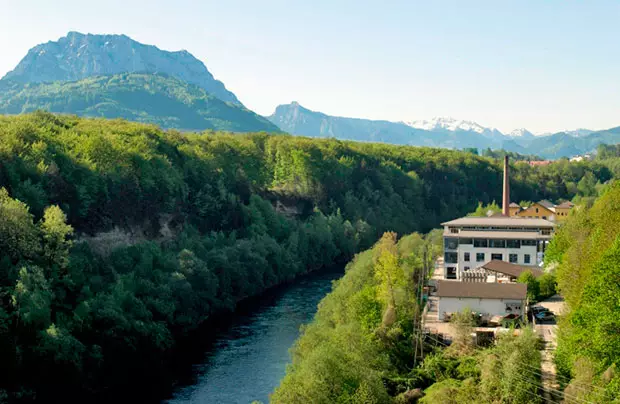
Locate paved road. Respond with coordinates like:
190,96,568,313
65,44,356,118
533,294,565,402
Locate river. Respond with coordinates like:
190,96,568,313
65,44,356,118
163,268,342,404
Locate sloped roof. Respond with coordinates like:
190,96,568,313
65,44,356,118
538,200,555,209
480,260,544,278
509,202,521,208
436,280,526,300
442,216,556,227
555,201,574,209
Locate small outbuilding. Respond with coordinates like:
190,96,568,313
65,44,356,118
479,260,544,283
436,280,527,320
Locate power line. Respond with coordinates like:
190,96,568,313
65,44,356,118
512,364,607,401
508,371,596,404
413,326,602,403
508,356,608,395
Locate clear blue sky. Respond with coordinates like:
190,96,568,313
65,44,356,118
1,0,619,133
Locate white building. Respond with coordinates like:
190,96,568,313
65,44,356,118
436,280,527,320
441,216,555,280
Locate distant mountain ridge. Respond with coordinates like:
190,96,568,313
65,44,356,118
2,31,241,105
268,102,620,159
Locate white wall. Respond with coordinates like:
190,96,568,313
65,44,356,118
445,244,538,279
438,296,524,320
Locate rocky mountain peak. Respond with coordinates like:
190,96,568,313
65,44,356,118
2,32,241,105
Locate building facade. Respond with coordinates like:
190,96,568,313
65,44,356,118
442,216,554,280
436,280,527,319
509,200,574,222
515,202,555,220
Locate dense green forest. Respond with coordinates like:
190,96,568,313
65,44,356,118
545,180,620,402
271,231,544,403
0,112,612,401
0,73,279,132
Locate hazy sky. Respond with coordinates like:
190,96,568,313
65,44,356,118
1,0,619,133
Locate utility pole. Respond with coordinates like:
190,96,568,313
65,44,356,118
413,242,429,367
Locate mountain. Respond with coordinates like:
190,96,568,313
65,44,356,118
507,128,535,138
0,73,279,132
520,128,620,159
268,102,619,159
2,31,241,105
268,102,504,149
404,117,504,139
565,128,595,137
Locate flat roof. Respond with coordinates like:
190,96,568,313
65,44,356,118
480,260,544,278
445,230,546,240
436,280,526,300
441,216,556,228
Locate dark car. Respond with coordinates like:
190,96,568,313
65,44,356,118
535,310,555,322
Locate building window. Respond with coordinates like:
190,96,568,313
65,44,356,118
542,216,547,220
464,266,470,271
476,252,485,262
447,267,457,279
460,238,473,245
536,208,539,213
450,227,459,234
474,238,488,248
464,252,470,262
509,254,518,263
507,239,521,249
445,252,458,264
522,240,536,246
489,239,506,248
542,229,552,235
524,254,531,264
444,238,458,250
491,253,503,261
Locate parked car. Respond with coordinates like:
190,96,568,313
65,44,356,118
535,310,555,322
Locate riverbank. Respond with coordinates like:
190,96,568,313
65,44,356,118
165,268,342,404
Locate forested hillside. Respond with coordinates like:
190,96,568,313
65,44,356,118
272,231,543,403
0,74,279,132
546,181,620,402
0,112,611,401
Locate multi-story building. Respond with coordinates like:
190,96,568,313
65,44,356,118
441,156,555,280
441,216,555,279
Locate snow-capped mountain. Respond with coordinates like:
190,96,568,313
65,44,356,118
268,103,620,159
403,117,507,140
404,117,491,134
507,128,535,138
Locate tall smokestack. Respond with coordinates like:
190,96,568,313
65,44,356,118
502,155,510,216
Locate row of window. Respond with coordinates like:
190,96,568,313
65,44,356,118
444,238,538,249
445,252,531,264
